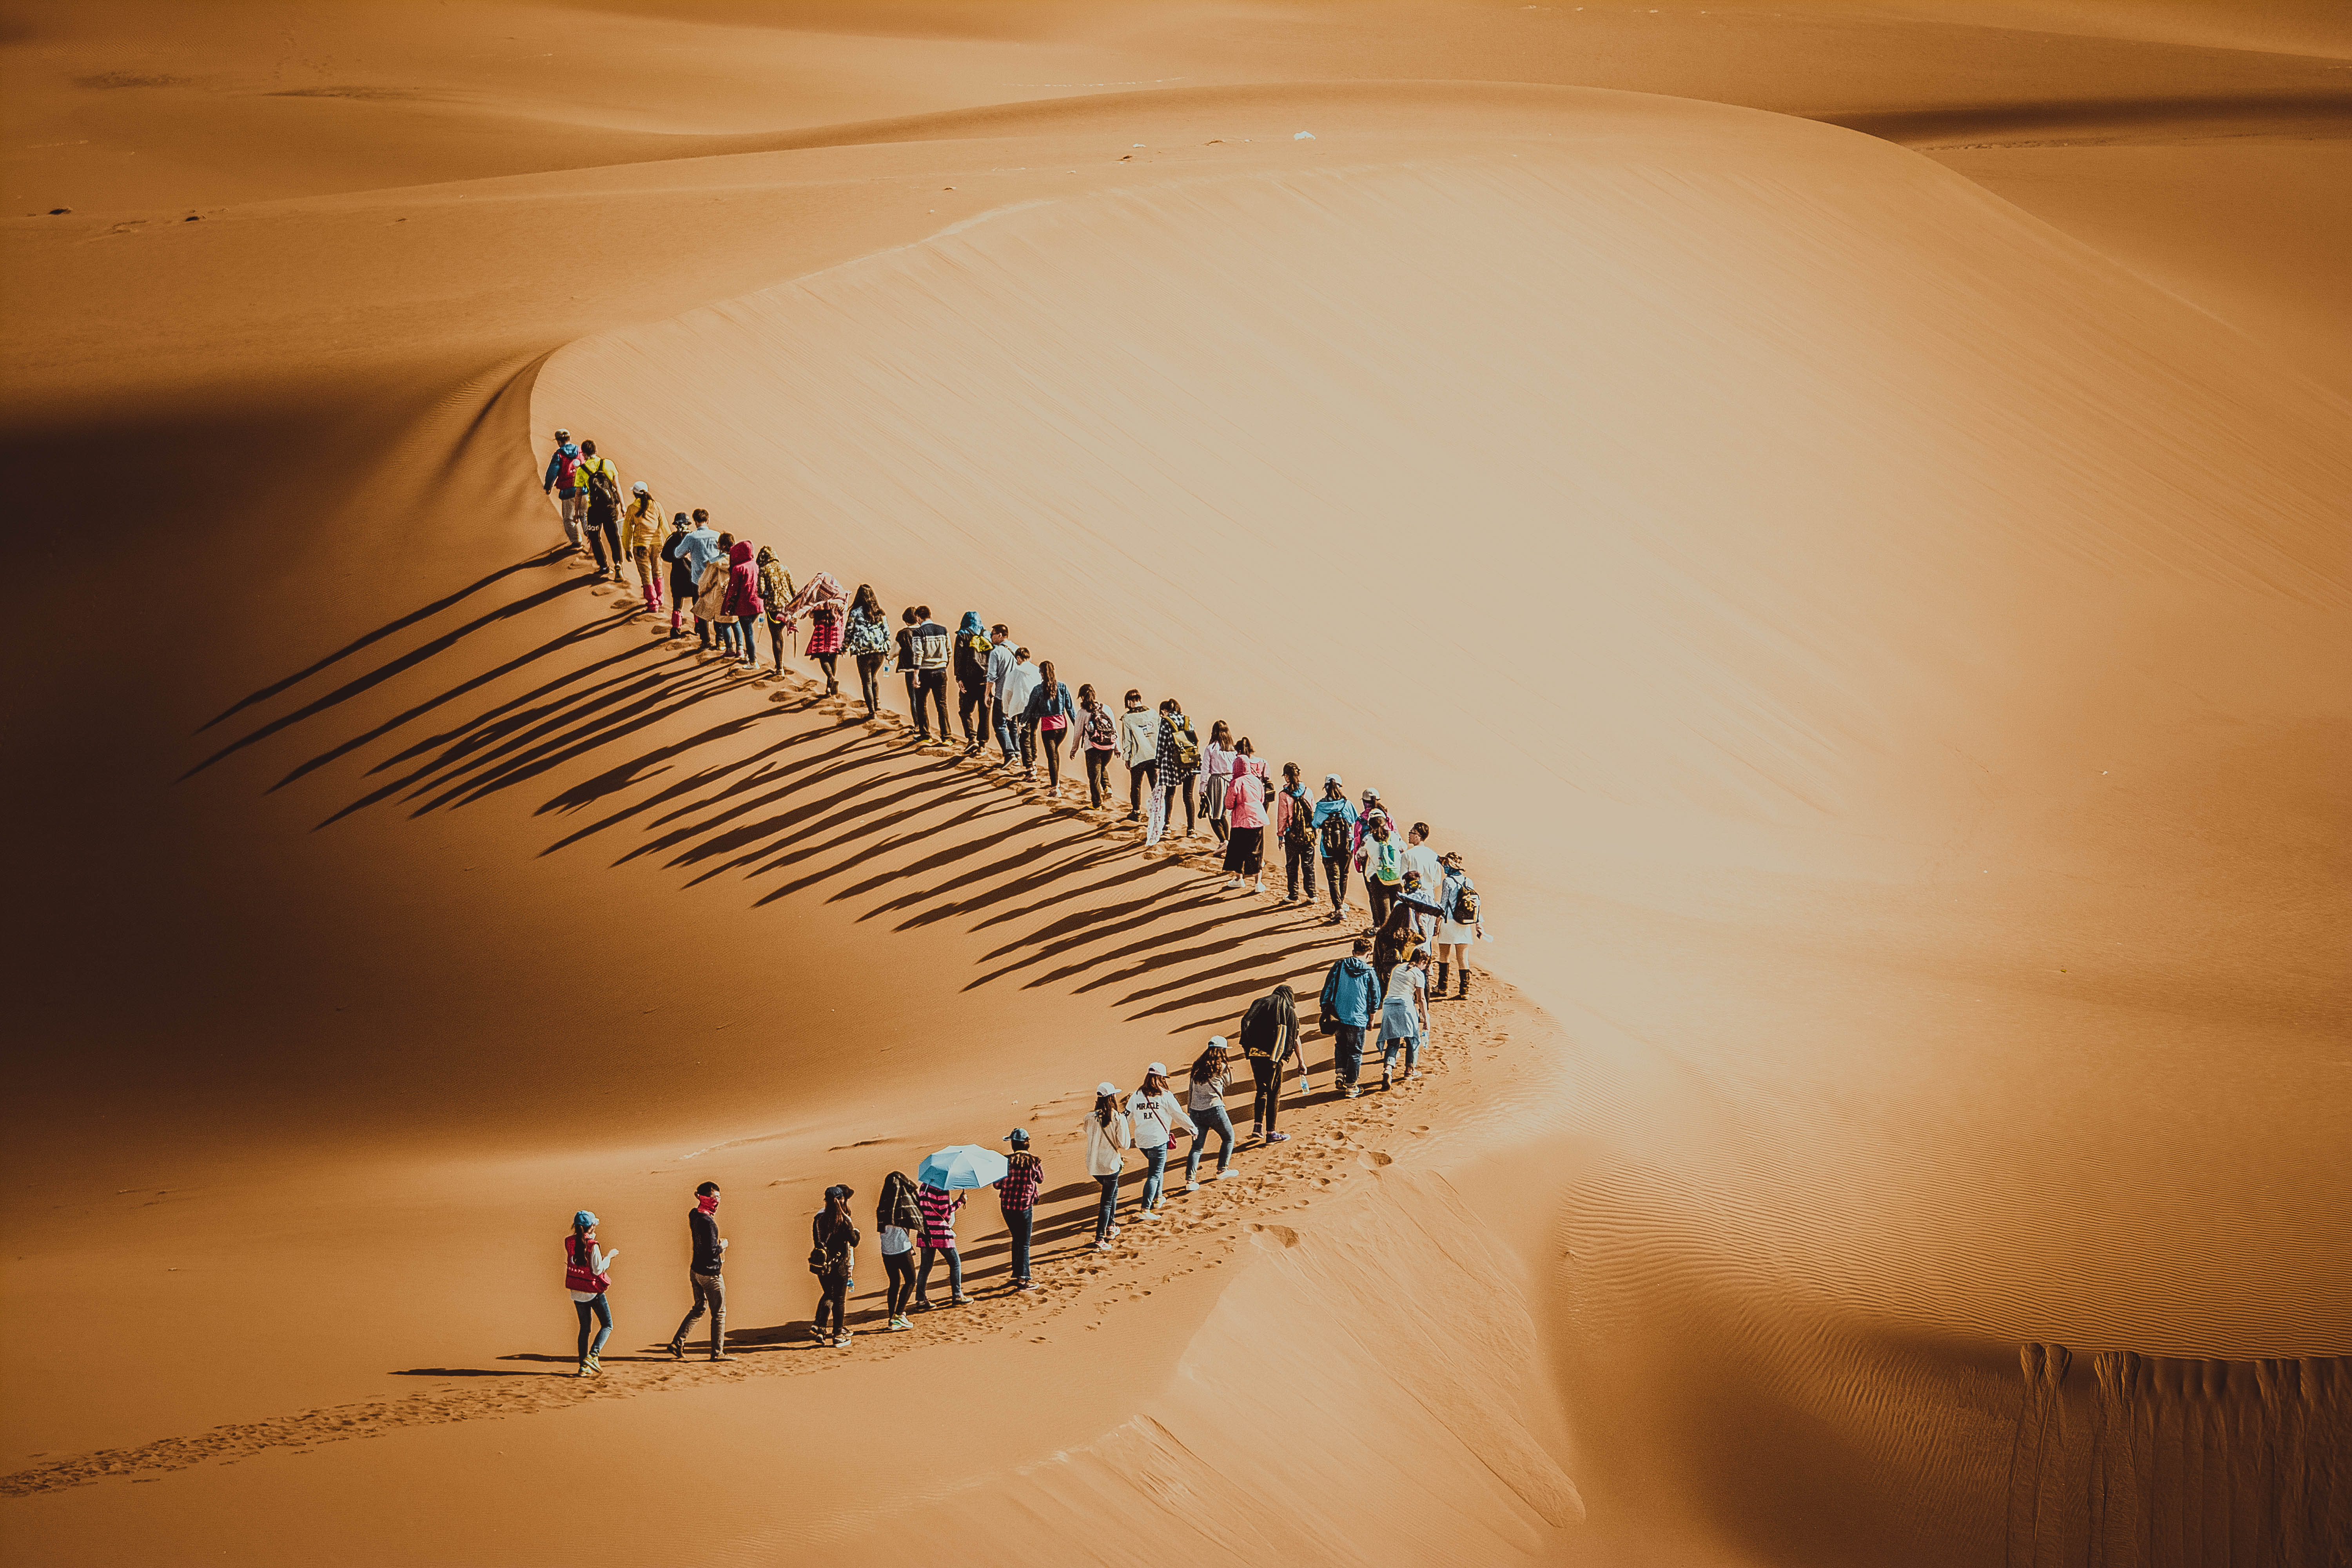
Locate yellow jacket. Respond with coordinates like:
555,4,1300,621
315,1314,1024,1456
625,496,666,554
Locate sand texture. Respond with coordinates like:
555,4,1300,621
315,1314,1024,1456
4,3,2347,1565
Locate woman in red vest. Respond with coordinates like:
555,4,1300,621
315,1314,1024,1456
563,1210,619,1377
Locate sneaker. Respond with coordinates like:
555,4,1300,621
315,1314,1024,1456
1248,1124,1263,1142
1380,1075,1393,1092
1107,1224,1121,1238
666,1341,684,1361
1252,878,1264,893
1215,1168,1238,1180
837,1330,854,1346
912,1300,934,1313
1095,1241,1114,1252
1183,1180,1200,1194
708,1352,736,1362
1139,1207,1160,1220
575,1361,593,1378
1266,1131,1290,1143
1327,912,1345,926
1344,1086,1361,1099
1223,876,1242,891
584,1354,603,1374
949,1295,971,1307
1017,1280,1037,1292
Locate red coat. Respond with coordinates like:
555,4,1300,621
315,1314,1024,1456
722,542,763,621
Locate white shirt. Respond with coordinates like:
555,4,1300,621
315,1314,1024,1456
879,1224,912,1256
1126,1088,1197,1151
998,660,1040,715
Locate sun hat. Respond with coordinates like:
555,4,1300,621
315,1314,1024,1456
1147,1061,1167,1076
1096,1080,1118,1096
573,1209,597,1228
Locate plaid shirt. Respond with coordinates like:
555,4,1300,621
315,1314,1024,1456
994,1152,1043,1212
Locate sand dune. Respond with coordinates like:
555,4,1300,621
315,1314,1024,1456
4,4,2348,1565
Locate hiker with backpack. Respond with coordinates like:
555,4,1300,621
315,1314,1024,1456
575,440,626,583
1083,1082,1134,1250
876,1171,923,1332
1362,816,1407,927
624,482,666,615
723,540,764,670
756,547,795,672
895,607,921,715
1401,823,1444,946
1434,851,1482,998
541,429,585,550
693,532,737,659
1156,699,1201,839
1075,684,1119,810
562,1210,618,1377
777,571,848,697
1199,721,1237,845
1372,897,1421,997
1319,936,1380,1097
1311,777,1359,924
1183,1037,1240,1189
843,583,893,720
906,606,952,741
1237,984,1302,1143
1220,737,1270,893
665,1181,730,1362
1379,951,1432,1090
1274,764,1318,904
1116,690,1158,822
1022,659,1075,795
661,514,697,639
952,613,993,753
810,1185,860,1348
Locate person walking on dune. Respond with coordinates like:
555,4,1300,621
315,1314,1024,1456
1117,689,1158,823
1401,822,1443,947
756,546,795,673
1274,763,1318,905
1378,950,1432,1091
1085,1083,1134,1251
777,570,848,697
1220,737,1270,893
1076,684,1118,812
984,625,1020,764
1199,720,1237,846
541,429,584,551
876,1171,922,1332
1156,699,1201,840
895,607,921,718
723,540,764,671
913,1175,968,1310
1023,659,1074,796
994,1129,1043,1290
907,606,951,742
810,1184,860,1348
996,643,1041,772
1127,1061,1196,1219
675,510,724,650
1434,850,1483,1000
563,1210,618,1377
1372,895,1421,998
1183,1037,1239,1191
1238,984,1301,1143
666,1181,731,1362
953,612,993,755
1362,816,1406,928
661,514,696,640
1311,776,1359,924
1319,936,1379,1097
624,482,666,616
844,583,893,721
693,532,736,659
575,440,626,583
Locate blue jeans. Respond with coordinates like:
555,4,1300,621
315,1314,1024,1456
1140,1143,1170,1210
1185,1103,1234,1181
995,711,1022,761
1382,1031,1420,1075
1095,1173,1120,1241
917,1244,962,1302
1006,1207,1034,1282
573,1295,612,1361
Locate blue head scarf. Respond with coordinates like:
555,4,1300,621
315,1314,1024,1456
957,611,982,637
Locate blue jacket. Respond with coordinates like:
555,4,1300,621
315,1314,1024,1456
542,443,579,492
1319,956,1377,1028
1309,797,1357,849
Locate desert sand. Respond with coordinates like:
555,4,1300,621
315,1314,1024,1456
3,3,2347,1565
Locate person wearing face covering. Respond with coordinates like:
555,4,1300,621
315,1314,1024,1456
811,1185,861,1348
666,1182,732,1361
541,429,585,550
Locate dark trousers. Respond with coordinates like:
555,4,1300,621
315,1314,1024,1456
1367,878,1399,926
1005,1207,1034,1282
957,684,988,743
669,1270,725,1355
883,1249,916,1317
815,652,838,689
768,619,786,670
1323,855,1350,913
815,1272,850,1336
1030,725,1062,786
696,616,713,650
1250,1056,1283,1133
1095,1173,1120,1241
1223,825,1264,875
1085,748,1113,808
586,515,622,574
1127,760,1157,814
1161,778,1197,832
918,1244,962,1302
1332,1024,1365,1086
573,1294,613,1361
1285,840,1318,899
912,670,950,737
855,652,885,715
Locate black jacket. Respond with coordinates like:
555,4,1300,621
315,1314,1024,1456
688,1207,723,1274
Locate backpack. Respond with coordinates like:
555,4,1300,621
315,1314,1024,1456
555,448,581,488
587,461,622,508
1452,883,1479,923
1283,789,1316,848
1171,718,1200,770
1085,704,1116,749
1237,996,1278,1058
1317,803,1352,860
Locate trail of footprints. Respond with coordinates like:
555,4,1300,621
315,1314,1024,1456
0,995,1511,1498
2,569,1515,1499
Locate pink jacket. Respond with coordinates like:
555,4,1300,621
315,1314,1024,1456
723,541,763,620
1225,760,1269,829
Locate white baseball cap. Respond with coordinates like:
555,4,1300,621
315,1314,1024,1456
1147,1061,1167,1076
1096,1081,1117,1096
1324,773,1342,786
631,481,648,494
